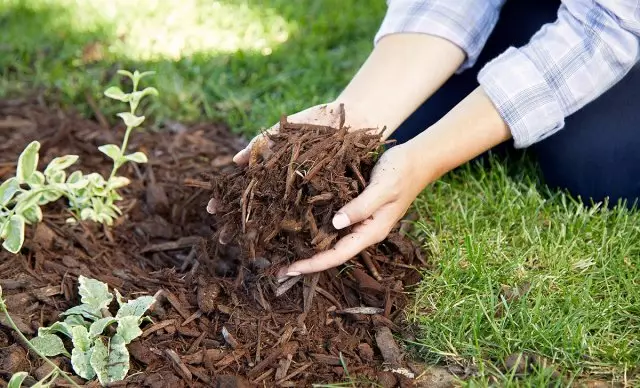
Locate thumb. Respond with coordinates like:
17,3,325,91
332,182,390,230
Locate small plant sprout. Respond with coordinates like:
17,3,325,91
0,69,157,254
0,285,81,388
27,276,156,386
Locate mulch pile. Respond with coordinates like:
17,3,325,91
0,97,433,387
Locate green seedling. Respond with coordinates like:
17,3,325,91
4,276,156,386
0,70,157,254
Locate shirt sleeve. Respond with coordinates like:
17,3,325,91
374,0,507,72
478,1,640,148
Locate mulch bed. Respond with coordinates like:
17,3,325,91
0,97,433,387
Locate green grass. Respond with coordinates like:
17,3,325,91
1,1,638,386
0,0,383,135
408,158,640,386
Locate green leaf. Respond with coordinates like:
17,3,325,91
21,204,43,224
98,144,121,162
17,141,40,183
14,190,43,214
116,316,143,344
80,208,97,221
66,171,89,190
31,333,69,357
136,70,155,80
38,190,62,205
44,155,79,176
0,178,20,206
26,171,45,186
38,321,73,338
2,215,25,254
116,295,155,319
78,276,113,310
71,325,91,351
116,112,145,127
108,176,130,190
104,86,130,102
124,152,148,164
72,347,96,380
90,334,130,385
86,173,106,188
61,304,102,321
116,69,134,79
64,314,90,328
8,372,28,388
89,317,117,339
48,170,66,185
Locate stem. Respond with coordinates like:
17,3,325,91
0,301,81,388
109,77,140,181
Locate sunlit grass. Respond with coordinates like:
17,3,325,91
408,157,640,386
0,0,383,133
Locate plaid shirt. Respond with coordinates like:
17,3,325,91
375,0,640,148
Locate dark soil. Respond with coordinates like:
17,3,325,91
0,98,431,387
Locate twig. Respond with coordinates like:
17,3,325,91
361,251,382,281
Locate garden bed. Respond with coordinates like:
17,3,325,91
0,97,437,387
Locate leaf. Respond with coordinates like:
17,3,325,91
38,190,62,205
26,171,45,186
14,190,43,214
21,204,43,224
80,208,97,221
38,321,73,338
72,347,96,380
17,141,40,183
8,372,28,388
31,334,69,357
89,317,117,339
116,316,143,344
0,178,20,206
48,170,66,185
64,314,90,328
124,152,148,164
2,215,25,254
90,334,130,385
136,70,156,80
71,325,91,351
66,170,89,190
104,86,130,102
116,112,145,128
98,144,121,162
108,176,130,190
61,304,102,321
78,276,113,310
116,295,155,319
44,155,79,176
116,69,134,79
86,173,106,188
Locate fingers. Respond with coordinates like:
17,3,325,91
332,181,391,230
233,124,279,165
283,205,397,276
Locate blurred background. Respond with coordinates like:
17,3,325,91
0,0,383,135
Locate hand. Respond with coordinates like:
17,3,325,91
279,143,427,277
232,101,373,165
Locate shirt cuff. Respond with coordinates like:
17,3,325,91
374,0,502,72
478,47,566,148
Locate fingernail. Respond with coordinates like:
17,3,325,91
286,271,301,277
232,149,247,163
332,212,350,230
206,198,217,214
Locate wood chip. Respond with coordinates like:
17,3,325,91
142,319,176,338
140,236,201,253
222,326,240,349
375,326,403,367
163,290,191,320
165,349,192,382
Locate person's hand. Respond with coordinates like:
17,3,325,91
279,142,427,277
232,101,373,165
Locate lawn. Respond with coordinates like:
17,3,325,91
1,0,638,386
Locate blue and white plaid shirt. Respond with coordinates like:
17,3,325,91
375,0,640,148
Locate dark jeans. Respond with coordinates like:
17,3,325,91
390,0,640,208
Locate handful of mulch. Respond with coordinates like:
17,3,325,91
207,107,420,288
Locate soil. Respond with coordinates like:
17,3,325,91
0,98,434,387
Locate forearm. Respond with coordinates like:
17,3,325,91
336,33,465,138
407,86,511,185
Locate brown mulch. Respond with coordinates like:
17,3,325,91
0,98,432,388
